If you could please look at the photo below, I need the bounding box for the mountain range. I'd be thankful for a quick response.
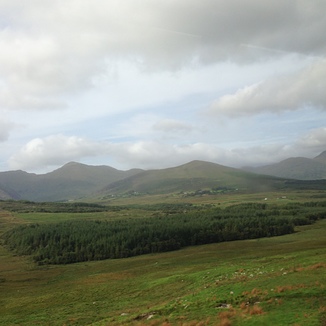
[0,162,142,202]
[0,151,325,202]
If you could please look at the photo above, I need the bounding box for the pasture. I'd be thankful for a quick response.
[0,194,326,325]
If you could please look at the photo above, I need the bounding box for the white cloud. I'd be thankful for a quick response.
[8,135,105,171]
[207,59,326,117]
[3,137,288,172]
[9,125,326,173]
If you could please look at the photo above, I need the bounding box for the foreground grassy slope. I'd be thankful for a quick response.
[0,205,325,325]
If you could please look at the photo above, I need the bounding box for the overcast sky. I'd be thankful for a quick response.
[1,0,326,173]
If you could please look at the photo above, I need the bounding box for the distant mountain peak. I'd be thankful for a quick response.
[63,161,80,166]
[1,152,326,201]
[314,150,326,162]
[246,150,326,180]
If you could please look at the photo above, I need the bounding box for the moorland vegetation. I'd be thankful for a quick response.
[2,201,326,265]
[1,194,326,325]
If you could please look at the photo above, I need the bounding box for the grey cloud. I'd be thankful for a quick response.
[230,127,326,166]
[0,28,101,110]
[207,59,326,116]
[153,119,193,133]
[1,0,325,110]
[296,127,326,153]
[0,90,66,110]
[0,120,14,141]
[90,141,233,170]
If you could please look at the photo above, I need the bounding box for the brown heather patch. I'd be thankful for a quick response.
[293,262,326,273]
[239,302,247,310]
[241,287,268,306]
[0,210,22,223]
[188,320,210,326]
[276,284,307,293]
[218,309,237,320]
[134,321,166,326]
[242,288,266,297]
[319,306,326,313]
[216,302,265,325]
[309,262,326,270]
[218,318,232,326]
[176,316,187,323]
[266,298,283,305]
[319,306,326,326]
[66,317,79,324]
[134,318,213,326]
[217,308,237,326]
[239,301,265,316]
[250,288,261,296]
[234,274,248,282]
[249,305,264,315]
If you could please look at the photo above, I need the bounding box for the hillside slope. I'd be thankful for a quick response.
[314,150,326,164]
[246,151,326,180]
[0,162,143,202]
[99,160,286,196]
[2,152,326,202]
[0,186,13,200]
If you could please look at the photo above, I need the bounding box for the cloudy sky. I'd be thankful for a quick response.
[1,0,326,173]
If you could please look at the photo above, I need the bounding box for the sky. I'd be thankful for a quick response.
[1,0,326,173]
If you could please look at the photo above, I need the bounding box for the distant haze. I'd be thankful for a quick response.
[1,150,326,201]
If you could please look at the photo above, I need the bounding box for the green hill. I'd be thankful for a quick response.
[0,162,143,202]
[249,153,326,180]
[0,187,13,200]
[0,170,38,200]
[99,160,287,196]
[2,153,326,202]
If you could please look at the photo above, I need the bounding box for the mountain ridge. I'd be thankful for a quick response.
[245,151,326,180]
[98,159,284,197]
[0,162,143,201]
[1,151,325,201]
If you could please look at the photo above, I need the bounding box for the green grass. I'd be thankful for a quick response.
[1,198,326,325]
[97,189,326,207]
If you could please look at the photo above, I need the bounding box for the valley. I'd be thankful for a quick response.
[1,153,326,325]
[1,190,326,325]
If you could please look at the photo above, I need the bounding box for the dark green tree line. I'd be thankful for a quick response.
[2,202,326,265]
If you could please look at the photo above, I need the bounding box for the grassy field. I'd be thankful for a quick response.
[0,193,326,325]
[95,189,326,207]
